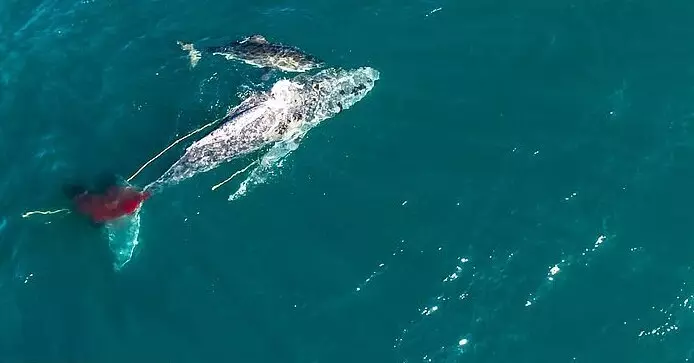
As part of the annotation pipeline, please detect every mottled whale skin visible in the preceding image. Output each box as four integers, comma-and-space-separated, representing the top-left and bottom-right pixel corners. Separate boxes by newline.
147, 67, 379, 191
179, 34, 323, 73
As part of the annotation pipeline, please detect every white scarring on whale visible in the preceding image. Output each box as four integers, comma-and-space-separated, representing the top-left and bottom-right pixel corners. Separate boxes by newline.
146, 66, 380, 192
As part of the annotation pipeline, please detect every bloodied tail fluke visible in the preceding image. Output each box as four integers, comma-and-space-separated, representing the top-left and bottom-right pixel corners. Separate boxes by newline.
177, 41, 202, 68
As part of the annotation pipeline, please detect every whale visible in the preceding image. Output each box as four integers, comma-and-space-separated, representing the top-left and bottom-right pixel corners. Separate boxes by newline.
178, 34, 323, 74
146, 66, 379, 191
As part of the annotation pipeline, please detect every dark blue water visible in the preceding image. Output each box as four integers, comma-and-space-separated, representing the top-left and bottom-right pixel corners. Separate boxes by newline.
3, 0, 694, 362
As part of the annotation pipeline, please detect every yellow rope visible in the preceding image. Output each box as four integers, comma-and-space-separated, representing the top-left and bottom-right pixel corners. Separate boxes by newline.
211, 160, 258, 191
127, 118, 222, 183
21, 208, 70, 218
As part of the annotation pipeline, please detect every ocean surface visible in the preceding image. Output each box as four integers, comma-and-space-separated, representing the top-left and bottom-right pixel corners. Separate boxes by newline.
2, 0, 694, 362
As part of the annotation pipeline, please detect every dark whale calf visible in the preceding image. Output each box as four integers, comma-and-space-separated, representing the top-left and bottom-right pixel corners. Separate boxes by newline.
178, 34, 323, 74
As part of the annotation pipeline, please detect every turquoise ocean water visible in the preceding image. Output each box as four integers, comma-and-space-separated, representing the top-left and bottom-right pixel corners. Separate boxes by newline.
2, 0, 694, 362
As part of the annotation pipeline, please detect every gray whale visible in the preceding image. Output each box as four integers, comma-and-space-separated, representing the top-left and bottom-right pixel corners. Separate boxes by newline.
147, 66, 379, 191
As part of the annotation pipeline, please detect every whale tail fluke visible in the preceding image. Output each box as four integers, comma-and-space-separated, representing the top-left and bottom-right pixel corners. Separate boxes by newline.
177, 41, 202, 68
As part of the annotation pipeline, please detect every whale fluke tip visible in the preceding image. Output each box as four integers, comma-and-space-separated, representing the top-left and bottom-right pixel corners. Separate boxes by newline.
177, 41, 201, 68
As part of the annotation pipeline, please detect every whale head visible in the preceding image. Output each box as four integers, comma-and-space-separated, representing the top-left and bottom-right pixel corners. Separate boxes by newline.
289, 67, 380, 127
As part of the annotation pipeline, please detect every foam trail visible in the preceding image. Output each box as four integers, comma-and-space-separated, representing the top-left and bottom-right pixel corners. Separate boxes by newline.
105, 208, 141, 271
0, 218, 6, 233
